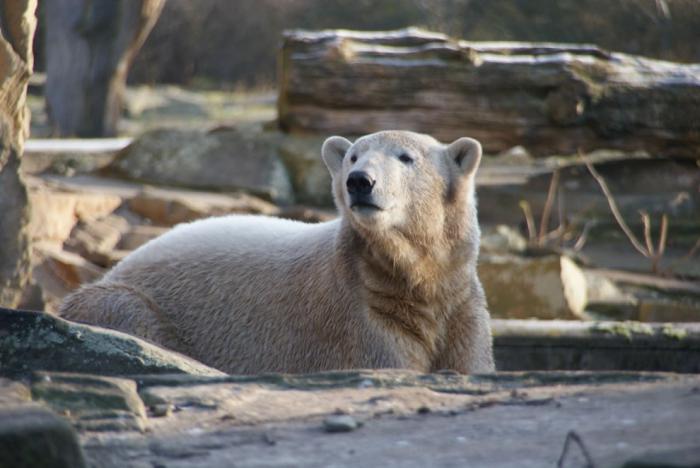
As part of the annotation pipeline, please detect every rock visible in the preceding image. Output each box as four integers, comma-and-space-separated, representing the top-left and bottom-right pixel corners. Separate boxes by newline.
27, 245, 105, 312
323, 415, 359, 433
22, 139, 125, 176
117, 225, 170, 251
108, 128, 294, 204
638, 299, 700, 323
126, 185, 277, 227
150, 403, 174, 418
480, 224, 527, 254
492, 319, 700, 373
582, 269, 638, 320
278, 134, 333, 206
84, 249, 130, 269
52, 369, 700, 467
27, 184, 122, 246
279, 29, 700, 158
25, 263, 72, 314
478, 254, 588, 319
64, 214, 131, 266
16, 280, 47, 312
0, 0, 37, 307
0, 405, 86, 468
584, 270, 628, 304
0, 378, 31, 406
36, 246, 104, 289
32, 372, 147, 432
0, 155, 32, 307
0, 307, 225, 378
617, 447, 700, 468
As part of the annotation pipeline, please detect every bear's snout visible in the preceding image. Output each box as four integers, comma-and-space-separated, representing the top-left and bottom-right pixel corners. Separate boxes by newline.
346, 171, 375, 196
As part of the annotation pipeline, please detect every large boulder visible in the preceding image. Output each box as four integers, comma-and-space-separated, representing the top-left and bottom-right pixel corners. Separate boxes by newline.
108, 128, 295, 204
27, 246, 105, 312
31, 372, 147, 432
64, 214, 131, 265
0, 405, 86, 468
479, 254, 588, 320
27, 184, 122, 246
0, 308, 225, 378
278, 134, 333, 206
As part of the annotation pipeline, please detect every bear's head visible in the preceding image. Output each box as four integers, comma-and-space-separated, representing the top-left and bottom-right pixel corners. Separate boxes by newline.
322, 131, 482, 247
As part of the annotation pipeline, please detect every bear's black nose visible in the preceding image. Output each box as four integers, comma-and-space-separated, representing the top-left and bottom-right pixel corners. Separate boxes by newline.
346, 171, 375, 195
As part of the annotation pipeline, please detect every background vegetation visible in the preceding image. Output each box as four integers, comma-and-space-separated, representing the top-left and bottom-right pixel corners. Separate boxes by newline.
32, 0, 700, 89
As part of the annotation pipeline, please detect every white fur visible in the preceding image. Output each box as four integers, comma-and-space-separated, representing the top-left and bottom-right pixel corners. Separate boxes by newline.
61, 131, 495, 375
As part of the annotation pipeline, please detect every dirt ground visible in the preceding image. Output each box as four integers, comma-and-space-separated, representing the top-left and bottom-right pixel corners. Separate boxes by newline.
76, 373, 700, 468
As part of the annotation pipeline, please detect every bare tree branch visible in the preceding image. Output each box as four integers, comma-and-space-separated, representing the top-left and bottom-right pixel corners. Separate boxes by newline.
573, 221, 594, 252
581, 152, 650, 258
519, 200, 537, 242
538, 168, 560, 244
640, 211, 655, 257
657, 214, 668, 258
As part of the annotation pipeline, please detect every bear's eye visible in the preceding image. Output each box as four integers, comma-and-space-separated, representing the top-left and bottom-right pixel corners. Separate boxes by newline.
349, 154, 357, 163
398, 153, 414, 164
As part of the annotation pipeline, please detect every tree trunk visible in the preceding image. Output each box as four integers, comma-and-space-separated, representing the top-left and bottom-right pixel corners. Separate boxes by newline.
0, 0, 37, 307
44, 0, 164, 137
278, 29, 700, 158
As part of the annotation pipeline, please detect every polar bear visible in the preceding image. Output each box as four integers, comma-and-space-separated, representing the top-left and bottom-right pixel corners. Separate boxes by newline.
60, 131, 495, 374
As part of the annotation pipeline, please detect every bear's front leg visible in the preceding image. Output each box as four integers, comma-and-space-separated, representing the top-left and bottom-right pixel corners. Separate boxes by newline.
432, 291, 495, 374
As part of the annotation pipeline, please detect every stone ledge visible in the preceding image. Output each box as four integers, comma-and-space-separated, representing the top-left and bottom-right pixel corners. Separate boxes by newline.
492, 319, 700, 373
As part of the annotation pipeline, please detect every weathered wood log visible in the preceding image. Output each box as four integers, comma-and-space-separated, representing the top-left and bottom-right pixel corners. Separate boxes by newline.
44, 0, 164, 137
278, 28, 700, 158
0, 0, 36, 307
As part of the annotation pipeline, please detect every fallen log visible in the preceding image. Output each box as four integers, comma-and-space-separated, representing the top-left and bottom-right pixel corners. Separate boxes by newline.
278, 28, 700, 158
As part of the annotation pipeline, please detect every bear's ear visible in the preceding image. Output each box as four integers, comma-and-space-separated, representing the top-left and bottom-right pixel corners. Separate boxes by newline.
322, 136, 352, 176
446, 137, 482, 177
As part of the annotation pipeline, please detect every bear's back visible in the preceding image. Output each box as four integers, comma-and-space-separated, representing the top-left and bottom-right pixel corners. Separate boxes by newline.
109, 215, 336, 276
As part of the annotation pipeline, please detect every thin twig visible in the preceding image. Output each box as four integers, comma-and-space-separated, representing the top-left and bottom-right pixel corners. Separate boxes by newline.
687, 238, 700, 260
519, 200, 537, 241
640, 211, 655, 257
657, 214, 668, 259
538, 169, 561, 245
650, 214, 669, 274
557, 431, 597, 468
542, 225, 570, 244
667, 237, 700, 274
580, 152, 649, 258
557, 186, 566, 247
573, 221, 594, 252
655, 0, 671, 18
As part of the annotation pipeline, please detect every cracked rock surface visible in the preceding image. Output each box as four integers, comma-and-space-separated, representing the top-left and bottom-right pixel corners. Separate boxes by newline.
1, 369, 698, 467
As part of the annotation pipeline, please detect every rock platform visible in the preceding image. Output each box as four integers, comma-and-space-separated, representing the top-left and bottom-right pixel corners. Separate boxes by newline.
2, 369, 699, 467
2, 307, 700, 467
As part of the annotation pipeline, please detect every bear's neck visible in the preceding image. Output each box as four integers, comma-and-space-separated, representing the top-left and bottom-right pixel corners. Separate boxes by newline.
336, 216, 477, 357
